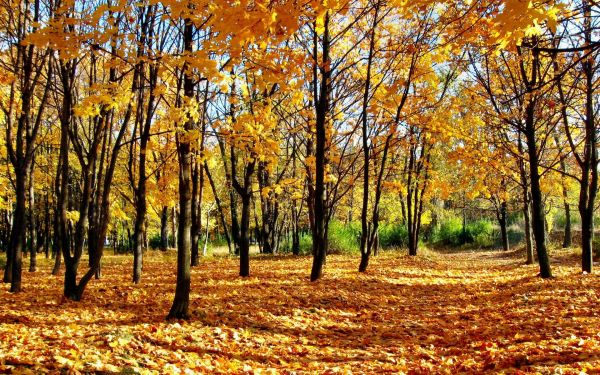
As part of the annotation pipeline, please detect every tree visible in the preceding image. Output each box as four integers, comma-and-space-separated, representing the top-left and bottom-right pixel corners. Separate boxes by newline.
1, 0, 51, 291
167, 12, 195, 320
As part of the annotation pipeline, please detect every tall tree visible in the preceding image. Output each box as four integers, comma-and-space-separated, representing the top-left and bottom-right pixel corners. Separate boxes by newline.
1, 0, 51, 291
167, 14, 194, 319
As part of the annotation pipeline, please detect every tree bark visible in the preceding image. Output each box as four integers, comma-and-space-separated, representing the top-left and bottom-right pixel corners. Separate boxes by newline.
9, 173, 27, 292
525, 104, 551, 278
498, 201, 509, 252
518, 43, 551, 278
239, 191, 252, 277
168, 17, 194, 320
28, 159, 37, 272
160, 206, 169, 251
190, 161, 201, 266
232, 158, 255, 276
562, 196, 572, 248
310, 12, 331, 282
579, 0, 597, 274
204, 162, 232, 253
131, 5, 158, 284
359, 1, 379, 272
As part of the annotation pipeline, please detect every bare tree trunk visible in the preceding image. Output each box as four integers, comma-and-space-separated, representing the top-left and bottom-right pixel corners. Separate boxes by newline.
498, 201, 509, 252
310, 12, 331, 282
28, 159, 37, 272
579, 0, 597, 274
190, 161, 201, 266
358, 1, 380, 272
168, 17, 194, 320
160, 206, 169, 251
204, 162, 232, 253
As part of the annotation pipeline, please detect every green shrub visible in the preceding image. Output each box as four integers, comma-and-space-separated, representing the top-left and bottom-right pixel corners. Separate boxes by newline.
280, 232, 313, 255
432, 216, 464, 246
209, 235, 230, 248
149, 234, 164, 249
432, 217, 495, 247
466, 220, 494, 247
506, 227, 523, 246
328, 221, 360, 254
378, 223, 408, 248
279, 222, 408, 254
554, 213, 580, 231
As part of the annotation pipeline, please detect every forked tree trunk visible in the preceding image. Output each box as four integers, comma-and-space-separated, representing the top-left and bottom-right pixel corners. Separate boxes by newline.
518, 44, 551, 278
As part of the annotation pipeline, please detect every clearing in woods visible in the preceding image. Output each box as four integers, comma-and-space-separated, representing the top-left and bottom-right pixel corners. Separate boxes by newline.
0, 249, 599, 373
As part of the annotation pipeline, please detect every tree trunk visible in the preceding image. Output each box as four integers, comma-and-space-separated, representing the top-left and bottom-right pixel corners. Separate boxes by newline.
52, 208, 62, 275
9, 172, 27, 292
167, 17, 194, 320
292, 223, 300, 255
358, 1, 380, 273
3, 225, 13, 283
525, 102, 552, 278
579, 0, 597, 274
43, 194, 50, 259
310, 11, 331, 282
518, 136, 534, 264
232, 157, 255, 277
406, 141, 428, 257
63, 258, 79, 300
239, 193, 251, 277
230, 149, 241, 256
204, 162, 232, 253
516, 42, 551, 277
358, 251, 370, 273
202, 207, 210, 256
171, 206, 177, 248
191, 161, 200, 266
132, 198, 145, 283
499, 201, 509, 252
562, 200, 572, 248
28, 160, 37, 272
160, 206, 169, 251
131, 9, 157, 283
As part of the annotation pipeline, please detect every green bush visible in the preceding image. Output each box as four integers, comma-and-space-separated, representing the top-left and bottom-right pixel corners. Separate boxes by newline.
209, 235, 230, 248
467, 220, 494, 247
328, 221, 360, 254
506, 227, 523, 246
149, 234, 166, 249
432, 217, 464, 246
555, 212, 580, 230
432, 217, 495, 247
378, 223, 408, 248
280, 232, 313, 255
279, 222, 408, 254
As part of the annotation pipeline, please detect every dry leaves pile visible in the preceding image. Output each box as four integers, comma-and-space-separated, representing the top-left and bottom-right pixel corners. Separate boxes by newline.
1, 249, 599, 374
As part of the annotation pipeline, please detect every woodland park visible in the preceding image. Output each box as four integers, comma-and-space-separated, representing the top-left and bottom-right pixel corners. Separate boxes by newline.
1, 0, 600, 373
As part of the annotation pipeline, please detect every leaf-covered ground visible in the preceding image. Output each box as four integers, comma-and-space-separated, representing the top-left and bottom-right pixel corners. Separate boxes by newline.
1, 249, 599, 374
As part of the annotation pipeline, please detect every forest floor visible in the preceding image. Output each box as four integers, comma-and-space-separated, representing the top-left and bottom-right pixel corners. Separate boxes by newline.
1, 247, 599, 374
